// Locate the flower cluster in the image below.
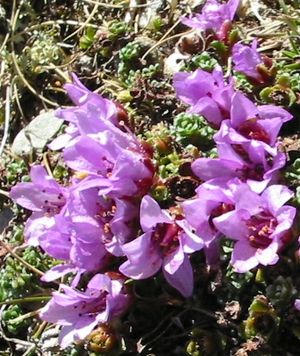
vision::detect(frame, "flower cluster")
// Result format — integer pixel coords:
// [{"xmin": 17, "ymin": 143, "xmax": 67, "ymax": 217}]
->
[
  {"xmin": 9, "ymin": 0, "xmax": 299, "ymax": 348},
  {"xmin": 181, "ymin": 0, "xmax": 240, "ymax": 41},
  {"xmin": 10, "ymin": 75, "xmax": 157, "ymax": 346},
  {"xmin": 175, "ymin": 0, "xmax": 296, "ymax": 274},
  {"xmin": 10, "ymin": 74, "xmax": 204, "ymax": 347}
]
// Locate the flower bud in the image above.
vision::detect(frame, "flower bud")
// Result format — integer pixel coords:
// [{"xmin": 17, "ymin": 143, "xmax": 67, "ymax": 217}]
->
[{"xmin": 87, "ymin": 324, "xmax": 118, "ymax": 353}]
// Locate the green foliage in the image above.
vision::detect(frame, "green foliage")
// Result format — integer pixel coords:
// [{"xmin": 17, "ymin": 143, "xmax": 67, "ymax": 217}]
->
[
  {"xmin": 266, "ymin": 276, "xmax": 297, "ymax": 309},
  {"xmin": 289, "ymin": 71, "xmax": 300, "ymax": 92},
  {"xmin": 233, "ymin": 72, "xmax": 254, "ymax": 93},
  {"xmin": 285, "ymin": 158, "xmax": 300, "ymax": 183},
  {"xmin": 118, "ymin": 42, "xmax": 163, "ymax": 86},
  {"xmin": 244, "ymin": 296, "xmax": 280, "ymax": 340},
  {"xmin": 108, "ymin": 20, "xmax": 127, "ymax": 40},
  {"xmin": 151, "ymin": 184, "xmax": 171, "ymax": 203},
  {"xmin": 144, "ymin": 123, "xmax": 187, "ymax": 178},
  {"xmin": 22, "ymin": 246, "xmax": 55, "ymax": 271},
  {"xmin": 141, "ymin": 63, "xmax": 161, "ymax": 78},
  {"xmin": 158, "ymin": 152, "xmax": 183, "ymax": 178},
  {"xmin": 53, "ymin": 164, "xmax": 70, "ymax": 181},
  {"xmin": 225, "ymin": 265, "xmax": 254, "ymax": 291},
  {"xmin": 260, "ymin": 74, "xmax": 297, "ymax": 106},
  {"xmin": 10, "ymin": 226, "xmax": 24, "ymax": 244},
  {"xmin": 119, "ymin": 42, "xmax": 141, "ymax": 62},
  {"xmin": 0, "ymin": 256, "xmax": 33, "ymax": 302},
  {"xmin": 24, "ymin": 30, "xmax": 64, "ymax": 74},
  {"xmin": 6, "ymin": 160, "xmax": 29, "ymax": 185},
  {"xmin": 0, "ymin": 247, "xmax": 54, "ymax": 302},
  {"xmin": 171, "ymin": 113, "xmax": 215, "ymax": 148},
  {"xmin": 186, "ymin": 328, "xmax": 225, "ymax": 356},
  {"xmin": 182, "ymin": 51, "xmax": 219, "ymax": 72},
  {"xmin": 80, "ymin": 26, "xmax": 97, "ymax": 49},
  {"xmin": 1, "ymin": 153, "xmax": 29, "ymax": 187},
  {"xmin": 144, "ymin": 122, "xmax": 172, "ymax": 155},
  {"xmin": 2, "ymin": 305, "xmax": 29, "ymax": 335},
  {"xmin": 148, "ymin": 16, "xmax": 164, "ymax": 33}
]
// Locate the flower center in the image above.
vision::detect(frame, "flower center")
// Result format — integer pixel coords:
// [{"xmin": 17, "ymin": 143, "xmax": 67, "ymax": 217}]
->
[
  {"xmin": 239, "ymin": 164, "xmax": 265, "ymax": 182},
  {"xmin": 232, "ymin": 144, "xmax": 251, "ymax": 163},
  {"xmin": 238, "ymin": 118, "xmax": 270, "ymax": 144},
  {"xmin": 209, "ymin": 203, "xmax": 235, "ymax": 230},
  {"xmin": 152, "ymin": 223, "xmax": 181, "ymax": 256},
  {"xmin": 246, "ymin": 212, "xmax": 277, "ymax": 249},
  {"xmin": 74, "ymin": 290, "xmax": 108, "ymax": 317},
  {"xmin": 41, "ymin": 191, "xmax": 65, "ymax": 215},
  {"xmin": 97, "ymin": 203, "xmax": 116, "ymax": 241}
]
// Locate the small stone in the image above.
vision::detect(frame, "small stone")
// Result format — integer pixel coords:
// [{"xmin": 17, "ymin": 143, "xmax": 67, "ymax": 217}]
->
[{"xmin": 12, "ymin": 111, "xmax": 63, "ymax": 156}]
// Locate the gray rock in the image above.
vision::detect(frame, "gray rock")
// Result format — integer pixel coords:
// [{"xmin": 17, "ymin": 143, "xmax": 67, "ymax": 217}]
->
[
  {"xmin": 0, "ymin": 208, "xmax": 13, "ymax": 233},
  {"xmin": 12, "ymin": 111, "xmax": 63, "ymax": 156},
  {"xmin": 138, "ymin": 0, "xmax": 165, "ymax": 28},
  {"xmin": 39, "ymin": 326, "xmax": 60, "ymax": 353}
]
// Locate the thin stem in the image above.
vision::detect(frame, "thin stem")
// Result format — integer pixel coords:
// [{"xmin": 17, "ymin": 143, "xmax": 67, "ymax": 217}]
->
[
  {"xmin": 8, "ymin": 309, "xmax": 41, "ymax": 324},
  {"xmin": 0, "ymin": 189, "xmax": 10, "ymax": 198},
  {"xmin": 63, "ymin": 0, "xmax": 100, "ymax": 42},
  {"xmin": 0, "ymin": 240, "xmax": 45, "ymax": 277},
  {"xmin": 141, "ymin": 20, "xmax": 183, "ymax": 60},
  {"xmin": 32, "ymin": 321, "xmax": 48, "ymax": 340},
  {"xmin": 0, "ymin": 86, "xmax": 11, "ymax": 155},
  {"xmin": 43, "ymin": 152, "xmax": 54, "ymax": 178},
  {"xmin": 82, "ymin": 0, "xmax": 161, "ymax": 9},
  {"xmin": 10, "ymin": 1, "xmax": 59, "ymax": 107},
  {"xmin": 0, "ymin": 295, "xmax": 51, "ymax": 307},
  {"xmin": 141, "ymin": 29, "xmax": 194, "ymax": 61}
]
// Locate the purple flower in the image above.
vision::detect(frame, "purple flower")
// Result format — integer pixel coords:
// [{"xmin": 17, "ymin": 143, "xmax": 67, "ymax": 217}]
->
[
  {"xmin": 49, "ymin": 74, "xmax": 118, "ymax": 150},
  {"xmin": 295, "ymin": 299, "xmax": 300, "ymax": 311},
  {"xmin": 173, "ymin": 68, "xmax": 234, "ymax": 127},
  {"xmin": 192, "ymin": 141, "xmax": 286, "ymax": 193},
  {"xmin": 212, "ymin": 185, "xmax": 296, "ymax": 272},
  {"xmin": 232, "ymin": 40, "xmax": 262, "ymax": 81},
  {"xmin": 214, "ymin": 92, "xmax": 293, "ymax": 148},
  {"xmin": 232, "ymin": 40, "xmax": 276, "ymax": 83},
  {"xmin": 27, "ymin": 182, "xmax": 139, "ymax": 283},
  {"xmin": 10, "ymin": 165, "xmax": 70, "ymax": 248},
  {"xmin": 49, "ymin": 75, "xmax": 155, "ymax": 199},
  {"xmin": 182, "ymin": 178, "xmax": 239, "ymax": 256},
  {"xmin": 100, "ymin": 198, "xmax": 139, "ymax": 257},
  {"xmin": 119, "ymin": 196, "xmax": 203, "ymax": 297},
  {"xmin": 63, "ymin": 133, "xmax": 154, "ymax": 199},
  {"xmin": 40, "ymin": 273, "xmax": 130, "ymax": 348},
  {"xmin": 181, "ymin": 0, "xmax": 240, "ymax": 40},
  {"xmin": 10, "ymin": 165, "xmax": 67, "ymax": 215},
  {"xmin": 39, "ymin": 214, "xmax": 109, "ymax": 284}
]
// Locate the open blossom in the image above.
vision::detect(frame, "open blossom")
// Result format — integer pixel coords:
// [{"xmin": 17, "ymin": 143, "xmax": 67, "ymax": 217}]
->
[
  {"xmin": 295, "ymin": 299, "xmax": 300, "ymax": 311},
  {"xmin": 63, "ymin": 133, "xmax": 154, "ymax": 198},
  {"xmin": 40, "ymin": 273, "xmax": 130, "ymax": 348},
  {"xmin": 212, "ymin": 185, "xmax": 296, "ymax": 272},
  {"xmin": 119, "ymin": 196, "xmax": 204, "ymax": 297},
  {"xmin": 38, "ymin": 214, "xmax": 109, "ymax": 284},
  {"xmin": 232, "ymin": 40, "xmax": 276, "ymax": 83},
  {"xmin": 10, "ymin": 165, "xmax": 69, "ymax": 247},
  {"xmin": 232, "ymin": 40, "xmax": 262, "ymax": 80},
  {"xmin": 173, "ymin": 68, "xmax": 234, "ymax": 127},
  {"xmin": 182, "ymin": 178, "xmax": 240, "ymax": 265},
  {"xmin": 49, "ymin": 74, "xmax": 118, "ymax": 150},
  {"xmin": 181, "ymin": 0, "xmax": 240, "ymax": 40},
  {"xmin": 192, "ymin": 141, "xmax": 286, "ymax": 193},
  {"xmin": 10, "ymin": 167, "xmax": 139, "ymax": 283},
  {"xmin": 214, "ymin": 92, "xmax": 293, "ymax": 148},
  {"xmin": 10, "ymin": 165, "xmax": 67, "ymax": 215},
  {"xmin": 48, "ymin": 75, "xmax": 155, "ymax": 199},
  {"xmin": 182, "ymin": 178, "xmax": 239, "ymax": 252}
]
